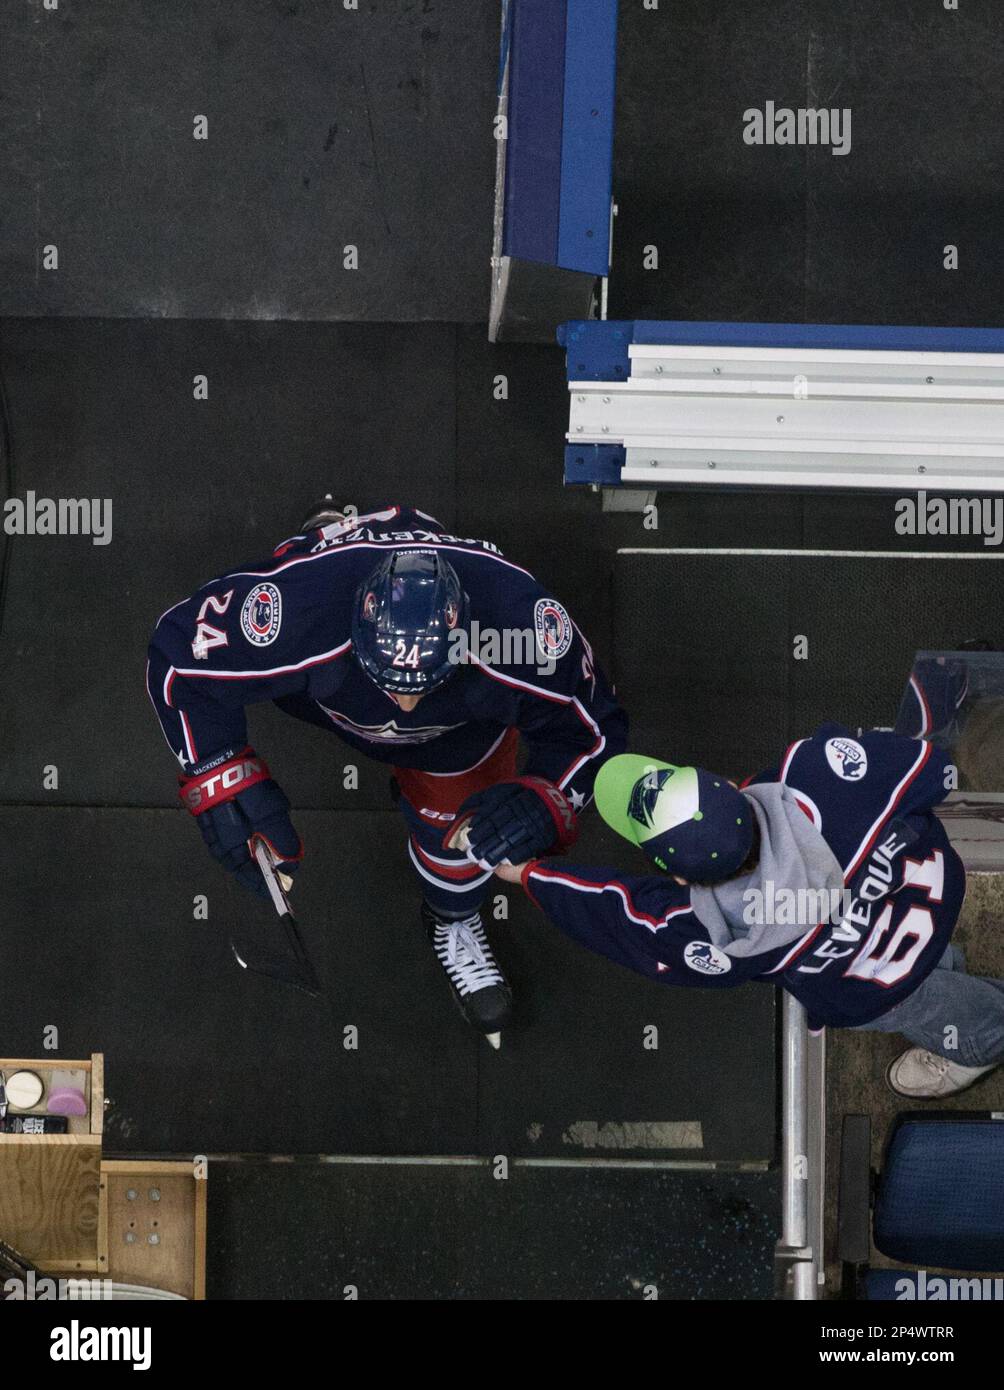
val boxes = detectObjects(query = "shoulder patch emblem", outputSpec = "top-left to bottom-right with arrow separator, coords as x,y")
240,583 -> 282,646
825,736 -> 868,781
534,598 -> 573,662
683,941 -> 732,976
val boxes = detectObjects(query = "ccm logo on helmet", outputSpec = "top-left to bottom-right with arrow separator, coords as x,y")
180,751 -> 271,814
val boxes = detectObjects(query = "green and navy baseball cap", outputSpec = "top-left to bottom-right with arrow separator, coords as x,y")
594,755 -> 754,882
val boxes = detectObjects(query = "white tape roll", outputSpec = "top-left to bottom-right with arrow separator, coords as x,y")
6,1070 -> 45,1110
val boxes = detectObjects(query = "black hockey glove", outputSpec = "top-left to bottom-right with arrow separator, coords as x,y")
447,777 -> 577,867
179,747 -> 302,898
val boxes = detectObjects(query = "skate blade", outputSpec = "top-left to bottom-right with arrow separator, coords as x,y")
485,1031 -> 501,1050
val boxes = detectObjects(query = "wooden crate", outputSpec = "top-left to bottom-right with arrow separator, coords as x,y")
99,1161 -> 207,1300
0,1054 -> 103,1271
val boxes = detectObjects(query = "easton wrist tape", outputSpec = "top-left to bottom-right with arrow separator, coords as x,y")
179,747 -> 271,816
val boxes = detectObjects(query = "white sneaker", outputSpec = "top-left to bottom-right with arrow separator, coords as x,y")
886,1048 -> 997,1099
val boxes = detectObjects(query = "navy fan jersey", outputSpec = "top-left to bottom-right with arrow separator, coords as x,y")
894,654 -> 968,741
147,506 -> 627,807
522,725 -> 964,1029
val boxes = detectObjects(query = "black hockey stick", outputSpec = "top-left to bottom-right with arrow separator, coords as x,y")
228,836 -> 324,998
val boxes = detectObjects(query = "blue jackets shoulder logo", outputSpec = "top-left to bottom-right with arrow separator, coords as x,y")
825,736 -> 868,781
534,599 -> 573,661
683,941 -> 732,975
241,583 -> 282,646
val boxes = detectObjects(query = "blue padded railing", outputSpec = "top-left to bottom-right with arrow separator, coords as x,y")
559,319 -> 1004,487
559,318 -> 1004,382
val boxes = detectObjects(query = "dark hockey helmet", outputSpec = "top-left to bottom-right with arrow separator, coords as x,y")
351,550 -> 469,693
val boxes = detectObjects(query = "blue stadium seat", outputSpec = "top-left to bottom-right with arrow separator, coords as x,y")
875,1115 -> 1004,1270
838,1112 -> 1004,1299
864,1269 -> 1004,1301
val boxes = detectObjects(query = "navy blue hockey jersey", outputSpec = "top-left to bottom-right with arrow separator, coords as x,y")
522,725 -> 964,1028
147,506 -> 627,805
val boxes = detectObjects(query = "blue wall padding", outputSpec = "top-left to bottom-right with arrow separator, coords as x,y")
557,0 -> 618,276
503,0 -> 567,267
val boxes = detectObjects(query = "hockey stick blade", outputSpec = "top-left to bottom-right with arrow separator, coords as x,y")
226,838 -> 324,999
229,923 -> 322,998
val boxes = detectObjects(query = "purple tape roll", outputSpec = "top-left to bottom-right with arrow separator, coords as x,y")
46,1086 -> 87,1117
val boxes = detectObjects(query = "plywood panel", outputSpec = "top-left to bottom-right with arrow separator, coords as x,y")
0,1141 -> 101,1268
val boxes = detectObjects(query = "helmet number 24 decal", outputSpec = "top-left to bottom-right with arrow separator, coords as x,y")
392,640 -> 422,668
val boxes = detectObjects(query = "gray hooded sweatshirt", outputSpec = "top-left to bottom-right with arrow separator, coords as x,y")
689,782 -> 846,960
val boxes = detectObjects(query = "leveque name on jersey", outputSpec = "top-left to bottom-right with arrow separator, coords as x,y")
309,525 -> 504,556
795,823 -> 916,977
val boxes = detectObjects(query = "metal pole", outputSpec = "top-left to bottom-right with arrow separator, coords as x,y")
776,991 -> 819,1298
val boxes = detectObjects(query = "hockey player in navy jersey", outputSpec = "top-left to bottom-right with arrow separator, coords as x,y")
496,724 -> 1004,1097
147,503 -> 627,1042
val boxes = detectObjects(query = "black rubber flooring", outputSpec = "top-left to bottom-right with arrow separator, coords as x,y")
615,551 -> 1004,777
0,807 -> 775,1161
206,1161 -> 779,1300
612,0 -> 1004,327
0,2 -> 498,322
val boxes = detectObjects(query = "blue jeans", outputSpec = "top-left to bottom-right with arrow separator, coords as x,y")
856,946 -> 1004,1067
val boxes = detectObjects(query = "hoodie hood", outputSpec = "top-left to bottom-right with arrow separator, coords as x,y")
689,782 -> 845,958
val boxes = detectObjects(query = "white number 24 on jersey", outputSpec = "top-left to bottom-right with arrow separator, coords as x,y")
191,590 -> 234,660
